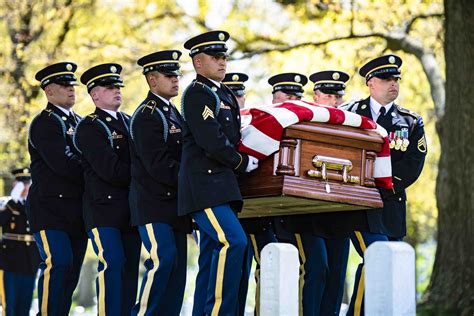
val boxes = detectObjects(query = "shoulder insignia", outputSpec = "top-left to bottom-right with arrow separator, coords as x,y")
417,135 -> 427,153
87,114 -> 98,121
202,105 -> 215,120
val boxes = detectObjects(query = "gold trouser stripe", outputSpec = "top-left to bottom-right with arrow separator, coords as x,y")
295,234 -> 306,316
138,224 -> 160,316
40,230 -> 52,316
92,228 -> 107,316
354,231 -> 367,316
0,270 -> 6,310
250,234 -> 260,316
204,208 -> 229,316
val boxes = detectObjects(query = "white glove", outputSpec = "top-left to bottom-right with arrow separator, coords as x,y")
245,155 -> 259,172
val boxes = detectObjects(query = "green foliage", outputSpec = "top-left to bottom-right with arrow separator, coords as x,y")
0,0 -> 442,282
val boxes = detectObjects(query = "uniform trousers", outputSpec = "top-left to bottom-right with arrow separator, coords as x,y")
88,227 -> 141,316
34,230 -> 87,316
191,204 -> 247,316
0,270 -> 37,316
132,222 -> 187,316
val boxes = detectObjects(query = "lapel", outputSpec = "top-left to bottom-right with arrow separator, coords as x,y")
94,107 -> 128,135
196,74 -> 236,109
47,103 -> 77,127
355,97 -> 373,120
147,91 -> 183,129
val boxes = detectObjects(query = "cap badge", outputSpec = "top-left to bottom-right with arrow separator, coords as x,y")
110,65 -> 117,73
332,72 -> 340,80
388,56 -> 396,64
172,52 -> 178,60
66,63 -> 73,71
232,74 -> 239,81
294,75 -> 301,83
218,33 -> 225,41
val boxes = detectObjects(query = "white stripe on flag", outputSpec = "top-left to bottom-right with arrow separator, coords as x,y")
259,107 -> 300,128
343,111 -> 362,127
374,156 -> 392,178
290,101 -> 331,122
241,125 -> 280,156
241,114 -> 252,128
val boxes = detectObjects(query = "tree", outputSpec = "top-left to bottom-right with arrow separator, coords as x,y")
421,1 -> 474,314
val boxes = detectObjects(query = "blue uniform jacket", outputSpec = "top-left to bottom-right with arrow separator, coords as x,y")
178,74 -> 249,216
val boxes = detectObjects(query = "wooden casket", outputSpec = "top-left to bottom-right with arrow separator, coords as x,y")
238,122 -> 384,218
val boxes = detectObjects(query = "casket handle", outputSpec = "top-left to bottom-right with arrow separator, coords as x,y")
307,155 -> 360,184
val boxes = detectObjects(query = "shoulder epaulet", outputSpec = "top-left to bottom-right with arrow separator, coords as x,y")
73,114 -> 113,154
130,100 -> 169,142
339,99 -> 361,112
396,105 -> 421,120
180,80 -> 220,121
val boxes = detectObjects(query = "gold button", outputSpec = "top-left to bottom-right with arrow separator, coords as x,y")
108,195 -> 112,199
177,140 -> 180,144
116,146 -> 120,149
208,169 -> 212,173
167,192 -> 171,196
26,242 -> 31,246
237,115 -> 240,119
26,227 -> 30,232
226,117 -> 230,121
59,194 -> 63,198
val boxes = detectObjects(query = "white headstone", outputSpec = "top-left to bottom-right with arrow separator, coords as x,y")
365,241 -> 416,316
260,243 -> 299,316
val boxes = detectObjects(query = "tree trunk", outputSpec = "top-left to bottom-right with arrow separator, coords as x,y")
422,1 -> 474,314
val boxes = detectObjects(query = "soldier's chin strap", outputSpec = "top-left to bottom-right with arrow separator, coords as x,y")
10,181 -> 25,203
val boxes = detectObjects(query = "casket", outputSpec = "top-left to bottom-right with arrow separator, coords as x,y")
238,122 -> 384,218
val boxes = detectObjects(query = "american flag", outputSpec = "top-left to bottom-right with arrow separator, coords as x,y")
238,100 -> 393,189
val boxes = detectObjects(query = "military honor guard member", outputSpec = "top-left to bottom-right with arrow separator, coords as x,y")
129,50 -> 192,315
304,70 -> 350,315
74,63 -> 141,315
265,72 -> 332,315
180,30 -> 259,316
342,54 -> 427,316
222,72 -> 248,108
0,168 -> 41,316
27,62 -> 88,315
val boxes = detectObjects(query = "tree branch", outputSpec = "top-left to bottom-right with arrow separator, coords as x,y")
405,12 -> 444,34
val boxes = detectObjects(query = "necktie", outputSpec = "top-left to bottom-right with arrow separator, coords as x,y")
377,107 -> 386,123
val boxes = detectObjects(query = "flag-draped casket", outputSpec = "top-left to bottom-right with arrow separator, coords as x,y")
237,101 -> 392,218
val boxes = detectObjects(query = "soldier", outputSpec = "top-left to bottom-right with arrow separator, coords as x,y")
342,54 -> 427,316
129,50 -> 192,315
74,63 -> 141,315
265,72 -> 333,315
222,72 -> 249,108
289,70 -> 352,316
0,168 -> 41,315
180,30 -> 259,316
27,62 -> 88,315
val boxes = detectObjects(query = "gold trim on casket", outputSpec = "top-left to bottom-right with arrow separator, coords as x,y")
238,122 -> 384,218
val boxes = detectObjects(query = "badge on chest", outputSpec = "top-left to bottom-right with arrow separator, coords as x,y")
170,124 -> 181,134
111,131 -> 123,140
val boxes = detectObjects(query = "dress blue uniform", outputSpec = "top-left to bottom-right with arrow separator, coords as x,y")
129,50 -> 192,316
27,62 -> 88,316
341,54 -> 427,316
180,30 -> 254,316
0,169 -> 41,316
74,63 -> 141,316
